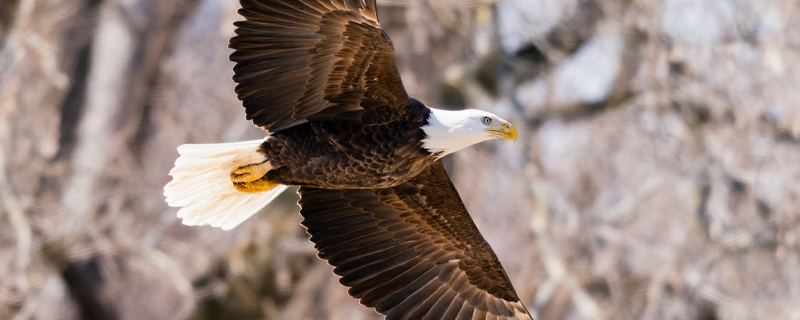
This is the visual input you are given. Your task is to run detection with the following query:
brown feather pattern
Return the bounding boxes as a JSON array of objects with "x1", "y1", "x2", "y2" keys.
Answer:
[
  {"x1": 256, "y1": 99, "x2": 436, "y2": 189},
  {"x1": 230, "y1": 0, "x2": 409, "y2": 131},
  {"x1": 298, "y1": 161, "x2": 532, "y2": 319},
  {"x1": 226, "y1": 1, "x2": 530, "y2": 318}
]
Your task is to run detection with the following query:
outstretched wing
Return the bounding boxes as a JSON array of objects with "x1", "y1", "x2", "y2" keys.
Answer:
[
  {"x1": 298, "y1": 161, "x2": 533, "y2": 320},
  {"x1": 230, "y1": 0, "x2": 410, "y2": 131}
]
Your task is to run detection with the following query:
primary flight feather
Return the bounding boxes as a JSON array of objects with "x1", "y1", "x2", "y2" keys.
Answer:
[{"x1": 164, "y1": 0, "x2": 529, "y2": 319}]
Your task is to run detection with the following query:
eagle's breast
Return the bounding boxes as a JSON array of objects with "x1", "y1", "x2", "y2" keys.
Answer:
[{"x1": 260, "y1": 99, "x2": 436, "y2": 189}]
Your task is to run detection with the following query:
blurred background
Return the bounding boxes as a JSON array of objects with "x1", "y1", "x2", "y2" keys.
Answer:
[{"x1": 2, "y1": 0, "x2": 800, "y2": 319}]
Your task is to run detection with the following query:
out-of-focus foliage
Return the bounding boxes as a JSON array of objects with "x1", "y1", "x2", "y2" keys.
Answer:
[{"x1": 2, "y1": 0, "x2": 800, "y2": 319}]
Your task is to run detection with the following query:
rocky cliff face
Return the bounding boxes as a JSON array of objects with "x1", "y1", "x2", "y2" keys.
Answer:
[{"x1": 1, "y1": 0, "x2": 799, "y2": 319}]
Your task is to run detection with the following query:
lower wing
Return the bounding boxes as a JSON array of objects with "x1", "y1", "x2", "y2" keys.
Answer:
[{"x1": 297, "y1": 161, "x2": 532, "y2": 320}]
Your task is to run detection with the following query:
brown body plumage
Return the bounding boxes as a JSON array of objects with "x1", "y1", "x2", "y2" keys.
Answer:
[
  {"x1": 257, "y1": 100, "x2": 437, "y2": 189},
  {"x1": 165, "y1": 0, "x2": 529, "y2": 319}
]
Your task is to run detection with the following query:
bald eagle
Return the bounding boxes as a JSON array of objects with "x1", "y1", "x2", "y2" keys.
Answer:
[{"x1": 164, "y1": 0, "x2": 530, "y2": 319}]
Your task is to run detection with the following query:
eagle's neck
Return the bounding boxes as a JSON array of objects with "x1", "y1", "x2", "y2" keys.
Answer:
[{"x1": 420, "y1": 108, "x2": 493, "y2": 158}]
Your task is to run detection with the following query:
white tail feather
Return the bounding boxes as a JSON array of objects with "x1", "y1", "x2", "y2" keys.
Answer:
[{"x1": 164, "y1": 139, "x2": 288, "y2": 230}]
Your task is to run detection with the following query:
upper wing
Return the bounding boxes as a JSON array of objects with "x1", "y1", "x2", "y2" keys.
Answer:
[
  {"x1": 230, "y1": 0, "x2": 411, "y2": 131},
  {"x1": 298, "y1": 161, "x2": 533, "y2": 320}
]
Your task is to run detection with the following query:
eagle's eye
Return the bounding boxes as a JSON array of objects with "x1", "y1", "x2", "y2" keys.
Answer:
[{"x1": 482, "y1": 117, "x2": 493, "y2": 125}]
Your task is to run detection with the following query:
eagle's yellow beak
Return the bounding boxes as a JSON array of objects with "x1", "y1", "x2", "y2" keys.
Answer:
[{"x1": 485, "y1": 121, "x2": 518, "y2": 143}]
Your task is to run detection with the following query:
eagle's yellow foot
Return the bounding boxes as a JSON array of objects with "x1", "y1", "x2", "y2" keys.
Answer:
[
  {"x1": 230, "y1": 162, "x2": 271, "y2": 183},
  {"x1": 233, "y1": 177, "x2": 280, "y2": 193}
]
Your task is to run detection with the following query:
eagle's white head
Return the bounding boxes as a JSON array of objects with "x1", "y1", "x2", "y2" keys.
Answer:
[{"x1": 421, "y1": 108, "x2": 518, "y2": 158}]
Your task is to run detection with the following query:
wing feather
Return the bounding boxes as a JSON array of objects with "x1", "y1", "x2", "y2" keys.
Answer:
[
  {"x1": 297, "y1": 161, "x2": 533, "y2": 319},
  {"x1": 231, "y1": 0, "x2": 410, "y2": 131}
]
